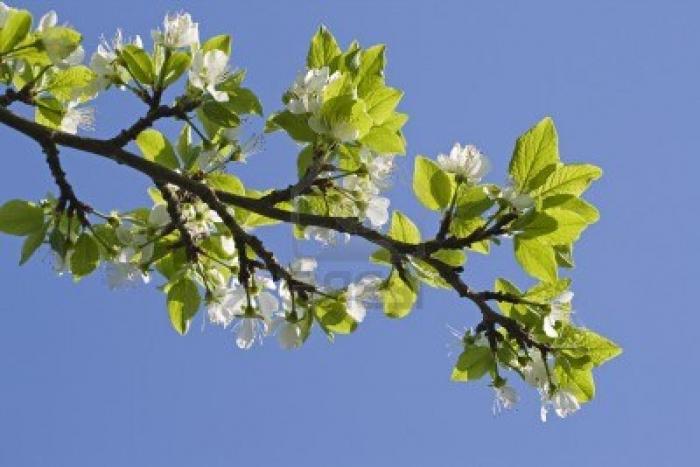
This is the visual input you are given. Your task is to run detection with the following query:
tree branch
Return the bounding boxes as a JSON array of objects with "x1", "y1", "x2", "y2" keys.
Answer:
[{"x1": 0, "y1": 102, "x2": 535, "y2": 346}]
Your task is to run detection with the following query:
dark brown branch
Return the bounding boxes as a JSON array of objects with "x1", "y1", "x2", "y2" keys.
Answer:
[
  {"x1": 0, "y1": 103, "x2": 538, "y2": 348},
  {"x1": 155, "y1": 182, "x2": 198, "y2": 261},
  {"x1": 110, "y1": 98, "x2": 200, "y2": 147},
  {"x1": 258, "y1": 146, "x2": 329, "y2": 205},
  {"x1": 41, "y1": 141, "x2": 91, "y2": 224}
]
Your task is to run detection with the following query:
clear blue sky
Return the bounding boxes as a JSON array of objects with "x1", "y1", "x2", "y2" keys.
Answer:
[{"x1": 0, "y1": 1, "x2": 696, "y2": 465}]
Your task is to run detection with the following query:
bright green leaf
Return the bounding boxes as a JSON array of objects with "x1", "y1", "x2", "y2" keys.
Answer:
[
  {"x1": 120, "y1": 44, "x2": 155, "y2": 85},
  {"x1": 451, "y1": 346, "x2": 494, "y2": 382},
  {"x1": 514, "y1": 236, "x2": 557, "y2": 282},
  {"x1": 363, "y1": 86, "x2": 403, "y2": 124},
  {"x1": 0, "y1": 199, "x2": 44, "y2": 236},
  {"x1": 0, "y1": 9, "x2": 32, "y2": 53},
  {"x1": 20, "y1": 222, "x2": 47, "y2": 265},
  {"x1": 381, "y1": 270, "x2": 417, "y2": 318},
  {"x1": 360, "y1": 125, "x2": 405, "y2": 155},
  {"x1": 307, "y1": 26, "x2": 341, "y2": 69},
  {"x1": 388, "y1": 211, "x2": 421, "y2": 243},
  {"x1": 136, "y1": 129, "x2": 179, "y2": 170},
  {"x1": 413, "y1": 156, "x2": 455, "y2": 211},
  {"x1": 533, "y1": 164, "x2": 603, "y2": 200},
  {"x1": 265, "y1": 111, "x2": 317, "y2": 143},
  {"x1": 70, "y1": 233, "x2": 100, "y2": 279},
  {"x1": 201, "y1": 34, "x2": 231, "y2": 55},
  {"x1": 167, "y1": 278, "x2": 200, "y2": 335},
  {"x1": 509, "y1": 116, "x2": 559, "y2": 193}
]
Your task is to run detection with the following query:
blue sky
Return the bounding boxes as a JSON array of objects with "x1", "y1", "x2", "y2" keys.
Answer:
[{"x1": 0, "y1": 1, "x2": 697, "y2": 465}]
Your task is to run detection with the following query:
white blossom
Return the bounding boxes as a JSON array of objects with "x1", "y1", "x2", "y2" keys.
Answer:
[
  {"x1": 303, "y1": 226, "x2": 349, "y2": 246},
  {"x1": 60, "y1": 101, "x2": 95, "y2": 134},
  {"x1": 276, "y1": 321, "x2": 303, "y2": 350},
  {"x1": 543, "y1": 291, "x2": 574, "y2": 338},
  {"x1": 277, "y1": 257, "x2": 318, "y2": 310},
  {"x1": 207, "y1": 274, "x2": 279, "y2": 349},
  {"x1": 501, "y1": 185, "x2": 534, "y2": 212},
  {"x1": 365, "y1": 195, "x2": 390, "y2": 228},
  {"x1": 182, "y1": 201, "x2": 221, "y2": 237},
  {"x1": 148, "y1": 204, "x2": 171, "y2": 228},
  {"x1": 343, "y1": 174, "x2": 391, "y2": 228},
  {"x1": 234, "y1": 278, "x2": 279, "y2": 349},
  {"x1": 540, "y1": 389, "x2": 580, "y2": 422},
  {"x1": 272, "y1": 257, "x2": 318, "y2": 349},
  {"x1": 37, "y1": 10, "x2": 57, "y2": 32},
  {"x1": 0, "y1": 3, "x2": 13, "y2": 28},
  {"x1": 493, "y1": 384, "x2": 519, "y2": 414},
  {"x1": 361, "y1": 149, "x2": 395, "y2": 190},
  {"x1": 522, "y1": 352, "x2": 550, "y2": 390},
  {"x1": 153, "y1": 12, "x2": 199, "y2": 49},
  {"x1": 345, "y1": 275, "x2": 382, "y2": 322},
  {"x1": 207, "y1": 280, "x2": 247, "y2": 327},
  {"x1": 52, "y1": 250, "x2": 73, "y2": 276},
  {"x1": 114, "y1": 204, "x2": 171, "y2": 264},
  {"x1": 195, "y1": 147, "x2": 220, "y2": 172},
  {"x1": 286, "y1": 67, "x2": 340, "y2": 114},
  {"x1": 105, "y1": 248, "x2": 150, "y2": 289},
  {"x1": 436, "y1": 143, "x2": 490, "y2": 183},
  {"x1": 189, "y1": 49, "x2": 229, "y2": 102},
  {"x1": 92, "y1": 30, "x2": 143, "y2": 69}
]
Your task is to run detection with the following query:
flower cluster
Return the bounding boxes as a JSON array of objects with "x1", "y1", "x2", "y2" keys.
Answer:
[{"x1": 437, "y1": 143, "x2": 490, "y2": 184}]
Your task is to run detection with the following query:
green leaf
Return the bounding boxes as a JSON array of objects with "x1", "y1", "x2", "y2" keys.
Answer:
[
  {"x1": 307, "y1": 26, "x2": 341, "y2": 69},
  {"x1": 542, "y1": 195, "x2": 599, "y2": 224},
  {"x1": 381, "y1": 270, "x2": 417, "y2": 318},
  {"x1": 313, "y1": 297, "x2": 356, "y2": 335},
  {"x1": 167, "y1": 278, "x2": 200, "y2": 335},
  {"x1": 532, "y1": 164, "x2": 603, "y2": 200},
  {"x1": 120, "y1": 44, "x2": 155, "y2": 85},
  {"x1": 494, "y1": 278, "x2": 522, "y2": 317},
  {"x1": 514, "y1": 237, "x2": 557, "y2": 282},
  {"x1": 388, "y1": 211, "x2": 421, "y2": 243},
  {"x1": 176, "y1": 123, "x2": 191, "y2": 163},
  {"x1": 509, "y1": 116, "x2": 559, "y2": 193},
  {"x1": 525, "y1": 278, "x2": 571, "y2": 302},
  {"x1": 228, "y1": 87, "x2": 263, "y2": 116},
  {"x1": 135, "y1": 129, "x2": 179, "y2": 170},
  {"x1": 20, "y1": 222, "x2": 48, "y2": 265},
  {"x1": 40, "y1": 26, "x2": 82, "y2": 64},
  {"x1": 201, "y1": 101, "x2": 240, "y2": 128},
  {"x1": 70, "y1": 233, "x2": 100, "y2": 279},
  {"x1": 0, "y1": 9, "x2": 32, "y2": 53},
  {"x1": 317, "y1": 94, "x2": 373, "y2": 141},
  {"x1": 265, "y1": 111, "x2": 317, "y2": 143},
  {"x1": 382, "y1": 112, "x2": 408, "y2": 132},
  {"x1": 201, "y1": 34, "x2": 231, "y2": 55},
  {"x1": 34, "y1": 96, "x2": 64, "y2": 129},
  {"x1": 207, "y1": 172, "x2": 245, "y2": 195},
  {"x1": 556, "y1": 327, "x2": 622, "y2": 367},
  {"x1": 555, "y1": 244, "x2": 575, "y2": 268},
  {"x1": 538, "y1": 207, "x2": 589, "y2": 245},
  {"x1": 454, "y1": 186, "x2": 494, "y2": 220},
  {"x1": 363, "y1": 86, "x2": 403, "y2": 124},
  {"x1": 162, "y1": 51, "x2": 191, "y2": 87},
  {"x1": 431, "y1": 249, "x2": 465, "y2": 267},
  {"x1": 45, "y1": 66, "x2": 96, "y2": 102},
  {"x1": 359, "y1": 126, "x2": 405, "y2": 155},
  {"x1": 413, "y1": 156, "x2": 454, "y2": 211},
  {"x1": 554, "y1": 359, "x2": 595, "y2": 403},
  {"x1": 514, "y1": 212, "x2": 557, "y2": 238},
  {"x1": 451, "y1": 346, "x2": 494, "y2": 382},
  {"x1": 356, "y1": 45, "x2": 385, "y2": 96},
  {"x1": 0, "y1": 199, "x2": 44, "y2": 235}
]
